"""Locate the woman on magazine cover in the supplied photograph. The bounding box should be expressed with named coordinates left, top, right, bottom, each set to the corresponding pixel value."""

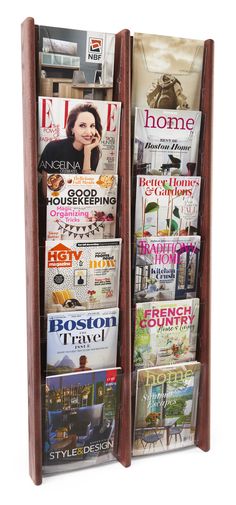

left=38, top=103, right=102, bottom=195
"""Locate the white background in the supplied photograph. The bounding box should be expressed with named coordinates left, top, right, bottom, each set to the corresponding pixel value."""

left=0, top=0, right=234, bottom=502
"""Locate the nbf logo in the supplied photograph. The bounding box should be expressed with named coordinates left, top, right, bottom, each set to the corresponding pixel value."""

left=87, top=37, right=103, bottom=61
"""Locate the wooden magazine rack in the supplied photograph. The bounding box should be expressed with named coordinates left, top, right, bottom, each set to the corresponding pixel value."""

left=21, top=17, right=213, bottom=485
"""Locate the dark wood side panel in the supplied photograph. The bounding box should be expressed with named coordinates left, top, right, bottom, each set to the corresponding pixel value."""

left=113, top=30, right=132, bottom=467
left=196, top=39, right=214, bottom=452
left=21, top=17, right=42, bottom=484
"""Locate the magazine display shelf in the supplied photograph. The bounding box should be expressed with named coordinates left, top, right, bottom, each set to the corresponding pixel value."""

left=22, top=16, right=213, bottom=485
left=21, top=17, right=131, bottom=485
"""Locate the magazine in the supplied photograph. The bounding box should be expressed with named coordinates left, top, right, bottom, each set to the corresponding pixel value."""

left=43, top=367, right=121, bottom=471
left=38, top=97, right=121, bottom=174
left=133, top=362, right=201, bottom=456
left=38, top=25, right=115, bottom=99
left=134, top=236, right=201, bottom=303
left=45, top=239, right=121, bottom=314
left=132, top=32, right=204, bottom=111
left=133, top=108, right=201, bottom=176
left=134, top=298, right=199, bottom=368
left=46, top=173, right=117, bottom=240
left=47, top=308, right=119, bottom=374
left=135, top=175, right=201, bottom=237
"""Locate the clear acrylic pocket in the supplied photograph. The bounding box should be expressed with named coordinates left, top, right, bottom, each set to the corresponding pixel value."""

left=41, top=367, right=123, bottom=475
left=131, top=361, right=202, bottom=457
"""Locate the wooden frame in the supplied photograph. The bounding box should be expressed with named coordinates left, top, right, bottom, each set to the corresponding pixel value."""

left=195, top=39, right=214, bottom=451
left=21, top=18, right=42, bottom=485
left=21, top=17, right=212, bottom=484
